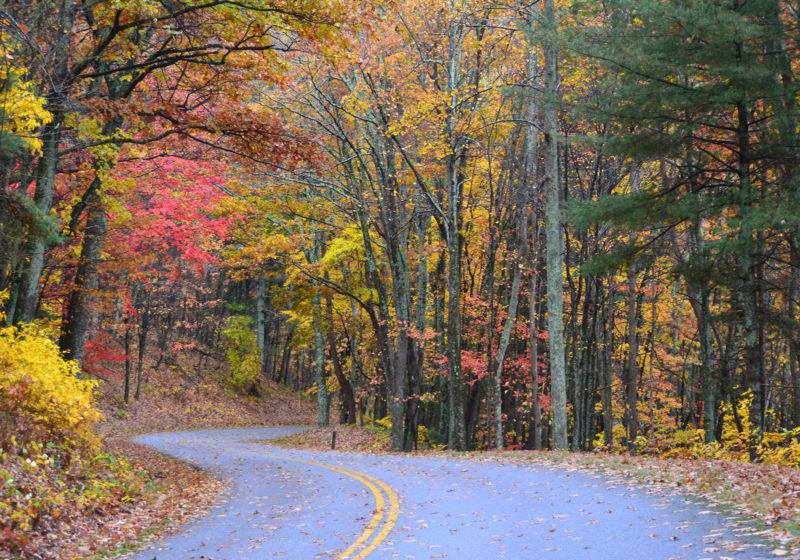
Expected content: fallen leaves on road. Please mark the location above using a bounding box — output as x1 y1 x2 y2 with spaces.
467 450 800 556
271 426 800 556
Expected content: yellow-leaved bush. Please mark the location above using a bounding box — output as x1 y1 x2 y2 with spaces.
220 315 261 392
590 390 800 467
0 320 102 451
0 295 149 553
651 392 800 467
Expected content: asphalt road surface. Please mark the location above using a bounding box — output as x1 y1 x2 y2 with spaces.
121 428 773 560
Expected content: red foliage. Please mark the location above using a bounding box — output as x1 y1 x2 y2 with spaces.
83 333 126 380
462 349 488 383
111 156 237 278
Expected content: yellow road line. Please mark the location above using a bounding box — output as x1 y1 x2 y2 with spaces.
262 456 395 560
334 464 400 559
188 439 399 559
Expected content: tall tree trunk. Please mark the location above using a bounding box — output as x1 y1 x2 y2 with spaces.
124 316 131 403
788 242 800 427
432 250 450 445
442 16 468 451
597 281 614 448
17 112 65 323
689 234 717 442
492 246 523 450
523 15 542 450
405 198 431 450
624 264 640 449
404 344 422 450
349 298 361 425
279 330 293 385
312 234 329 427
446 225 466 450
542 0 567 450
528 244 543 450
135 296 149 400
384 225 410 452
492 191 528 450
646 278 658 446
16 0 79 323
356 200 401 448
313 288 329 427
484 232 497 449
574 276 598 451
765 3 800 431
735 97 764 454
326 293 356 424
59 183 107 367
257 275 267 369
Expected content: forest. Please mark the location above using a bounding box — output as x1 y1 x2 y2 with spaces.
2 0 800 465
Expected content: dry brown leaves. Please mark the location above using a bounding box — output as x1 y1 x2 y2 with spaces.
268 425 391 452
95 353 316 438
0 440 223 560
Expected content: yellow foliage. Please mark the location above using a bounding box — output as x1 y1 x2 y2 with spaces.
591 388 800 467
592 423 628 450
648 392 800 467
717 392 753 460
0 319 102 450
416 424 436 449
759 428 800 468
305 375 341 398
320 226 365 268
370 415 434 448
220 315 262 391
0 293 149 549
374 414 392 431
0 34 52 155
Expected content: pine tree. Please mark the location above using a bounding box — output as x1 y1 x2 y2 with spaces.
570 0 800 445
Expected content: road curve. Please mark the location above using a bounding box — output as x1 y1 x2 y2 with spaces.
121 428 772 560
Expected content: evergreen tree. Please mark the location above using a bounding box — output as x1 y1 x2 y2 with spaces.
571 0 800 445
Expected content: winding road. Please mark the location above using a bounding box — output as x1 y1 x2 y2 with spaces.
122 428 772 560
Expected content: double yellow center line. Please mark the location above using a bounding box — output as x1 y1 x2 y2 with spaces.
267 456 400 560
190 438 399 559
